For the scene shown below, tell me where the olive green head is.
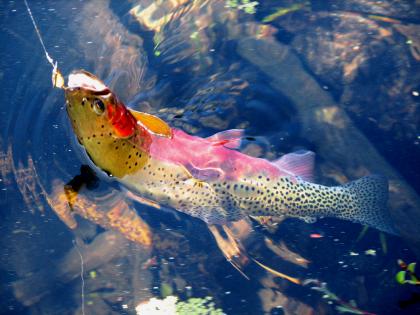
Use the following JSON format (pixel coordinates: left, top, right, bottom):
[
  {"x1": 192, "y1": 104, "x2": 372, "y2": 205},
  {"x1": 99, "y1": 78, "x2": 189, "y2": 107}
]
[{"x1": 65, "y1": 70, "x2": 149, "y2": 177}]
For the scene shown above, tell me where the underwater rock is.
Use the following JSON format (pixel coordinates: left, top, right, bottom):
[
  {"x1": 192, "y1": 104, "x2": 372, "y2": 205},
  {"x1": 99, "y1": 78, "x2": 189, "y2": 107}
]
[
  {"x1": 236, "y1": 36, "x2": 420, "y2": 257},
  {"x1": 290, "y1": 11, "x2": 420, "y2": 193},
  {"x1": 12, "y1": 231, "x2": 129, "y2": 306}
]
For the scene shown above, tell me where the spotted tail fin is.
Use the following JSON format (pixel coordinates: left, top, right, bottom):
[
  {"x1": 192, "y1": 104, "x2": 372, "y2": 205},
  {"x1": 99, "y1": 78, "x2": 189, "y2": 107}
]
[{"x1": 341, "y1": 175, "x2": 397, "y2": 235}]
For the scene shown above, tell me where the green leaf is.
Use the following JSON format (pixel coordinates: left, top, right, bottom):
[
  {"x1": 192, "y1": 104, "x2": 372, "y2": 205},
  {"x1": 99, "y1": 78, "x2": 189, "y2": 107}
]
[
  {"x1": 407, "y1": 262, "x2": 416, "y2": 273},
  {"x1": 396, "y1": 271, "x2": 406, "y2": 284}
]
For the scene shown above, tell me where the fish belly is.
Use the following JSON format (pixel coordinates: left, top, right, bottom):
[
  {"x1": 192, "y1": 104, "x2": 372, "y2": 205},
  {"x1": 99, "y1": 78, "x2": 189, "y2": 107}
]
[{"x1": 120, "y1": 159, "x2": 243, "y2": 224}]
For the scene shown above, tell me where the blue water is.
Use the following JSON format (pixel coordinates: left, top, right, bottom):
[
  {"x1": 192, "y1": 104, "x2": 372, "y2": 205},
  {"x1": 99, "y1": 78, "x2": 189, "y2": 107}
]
[{"x1": 1, "y1": 1, "x2": 419, "y2": 314}]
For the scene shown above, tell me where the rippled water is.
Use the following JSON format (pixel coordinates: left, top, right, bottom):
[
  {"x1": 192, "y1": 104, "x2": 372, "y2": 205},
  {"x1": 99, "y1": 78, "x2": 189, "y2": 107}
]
[{"x1": 1, "y1": 1, "x2": 419, "y2": 314}]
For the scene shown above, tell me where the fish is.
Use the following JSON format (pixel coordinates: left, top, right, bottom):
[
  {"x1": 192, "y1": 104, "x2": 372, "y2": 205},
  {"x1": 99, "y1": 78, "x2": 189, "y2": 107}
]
[{"x1": 64, "y1": 70, "x2": 397, "y2": 235}]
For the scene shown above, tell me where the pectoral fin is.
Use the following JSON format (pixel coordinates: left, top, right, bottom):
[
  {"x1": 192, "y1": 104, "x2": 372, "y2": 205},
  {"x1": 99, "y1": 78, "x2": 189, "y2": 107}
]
[
  {"x1": 206, "y1": 129, "x2": 244, "y2": 149},
  {"x1": 129, "y1": 109, "x2": 172, "y2": 138},
  {"x1": 184, "y1": 162, "x2": 224, "y2": 180}
]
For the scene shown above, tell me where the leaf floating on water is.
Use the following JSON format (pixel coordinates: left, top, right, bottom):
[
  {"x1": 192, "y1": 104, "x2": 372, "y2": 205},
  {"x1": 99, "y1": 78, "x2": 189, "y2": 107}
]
[
  {"x1": 407, "y1": 262, "x2": 416, "y2": 273},
  {"x1": 395, "y1": 271, "x2": 406, "y2": 284}
]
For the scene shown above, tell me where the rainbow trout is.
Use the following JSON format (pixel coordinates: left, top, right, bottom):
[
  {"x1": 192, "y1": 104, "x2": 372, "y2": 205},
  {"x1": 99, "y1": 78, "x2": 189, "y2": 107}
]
[{"x1": 65, "y1": 71, "x2": 396, "y2": 234}]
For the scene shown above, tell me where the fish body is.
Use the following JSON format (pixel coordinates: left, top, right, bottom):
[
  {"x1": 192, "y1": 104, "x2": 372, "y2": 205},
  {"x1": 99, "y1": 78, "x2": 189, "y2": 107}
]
[{"x1": 65, "y1": 71, "x2": 397, "y2": 234}]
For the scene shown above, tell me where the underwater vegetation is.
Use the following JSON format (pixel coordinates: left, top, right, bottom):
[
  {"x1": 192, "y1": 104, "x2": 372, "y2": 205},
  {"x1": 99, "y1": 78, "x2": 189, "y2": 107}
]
[
  {"x1": 396, "y1": 260, "x2": 420, "y2": 286},
  {"x1": 135, "y1": 295, "x2": 225, "y2": 315},
  {"x1": 225, "y1": 0, "x2": 258, "y2": 15}
]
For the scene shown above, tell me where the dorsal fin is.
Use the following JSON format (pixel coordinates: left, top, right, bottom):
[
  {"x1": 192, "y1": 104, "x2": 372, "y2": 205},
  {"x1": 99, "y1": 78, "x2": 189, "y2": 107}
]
[
  {"x1": 206, "y1": 129, "x2": 244, "y2": 149},
  {"x1": 129, "y1": 109, "x2": 172, "y2": 138},
  {"x1": 272, "y1": 150, "x2": 315, "y2": 182}
]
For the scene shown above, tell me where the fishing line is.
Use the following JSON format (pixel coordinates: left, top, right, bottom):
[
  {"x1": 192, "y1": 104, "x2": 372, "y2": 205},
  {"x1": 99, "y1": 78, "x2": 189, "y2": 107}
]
[
  {"x1": 23, "y1": 0, "x2": 55, "y2": 68},
  {"x1": 73, "y1": 240, "x2": 86, "y2": 315},
  {"x1": 23, "y1": 0, "x2": 64, "y2": 88}
]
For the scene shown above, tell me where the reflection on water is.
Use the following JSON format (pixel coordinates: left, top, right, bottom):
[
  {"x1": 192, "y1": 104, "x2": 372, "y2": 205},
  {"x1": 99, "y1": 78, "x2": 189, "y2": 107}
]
[{"x1": 0, "y1": 0, "x2": 419, "y2": 314}]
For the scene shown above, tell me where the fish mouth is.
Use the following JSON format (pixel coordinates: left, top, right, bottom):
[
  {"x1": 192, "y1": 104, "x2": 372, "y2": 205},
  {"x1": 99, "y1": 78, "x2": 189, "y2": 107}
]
[{"x1": 67, "y1": 70, "x2": 111, "y2": 96}]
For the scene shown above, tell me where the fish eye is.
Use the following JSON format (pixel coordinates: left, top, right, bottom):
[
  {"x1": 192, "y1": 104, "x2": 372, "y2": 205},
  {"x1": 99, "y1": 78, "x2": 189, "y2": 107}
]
[{"x1": 93, "y1": 98, "x2": 105, "y2": 115}]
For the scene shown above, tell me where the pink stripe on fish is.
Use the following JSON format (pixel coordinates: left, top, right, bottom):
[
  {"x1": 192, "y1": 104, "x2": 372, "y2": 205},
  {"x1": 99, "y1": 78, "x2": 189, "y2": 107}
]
[{"x1": 149, "y1": 129, "x2": 286, "y2": 181}]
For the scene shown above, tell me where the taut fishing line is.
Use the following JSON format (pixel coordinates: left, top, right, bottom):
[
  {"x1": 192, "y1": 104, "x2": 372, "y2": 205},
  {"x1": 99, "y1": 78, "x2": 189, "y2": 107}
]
[{"x1": 23, "y1": 0, "x2": 65, "y2": 88}]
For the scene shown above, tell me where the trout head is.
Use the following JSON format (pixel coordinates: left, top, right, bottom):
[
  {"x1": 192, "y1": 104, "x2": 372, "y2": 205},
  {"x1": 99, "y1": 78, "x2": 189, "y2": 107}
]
[{"x1": 65, "y1": 70, "x2": 151, "y2": 178}]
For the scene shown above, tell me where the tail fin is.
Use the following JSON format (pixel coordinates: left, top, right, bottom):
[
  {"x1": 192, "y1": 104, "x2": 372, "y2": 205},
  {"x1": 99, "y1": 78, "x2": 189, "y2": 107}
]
[{"x1": 342, "y1": 175, "x2": 397, "y2": 235}]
